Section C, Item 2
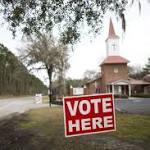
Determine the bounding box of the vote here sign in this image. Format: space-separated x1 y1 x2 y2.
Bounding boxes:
63 93 116 137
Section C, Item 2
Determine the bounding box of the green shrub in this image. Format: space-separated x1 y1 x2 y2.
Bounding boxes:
131 93 150 98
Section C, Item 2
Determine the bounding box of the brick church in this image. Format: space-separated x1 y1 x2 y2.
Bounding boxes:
83 18 150 97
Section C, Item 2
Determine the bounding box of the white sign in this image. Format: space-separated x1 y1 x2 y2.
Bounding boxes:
73 88 84 95
35 93 42 104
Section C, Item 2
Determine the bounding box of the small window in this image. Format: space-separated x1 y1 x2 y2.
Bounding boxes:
114 68 118 73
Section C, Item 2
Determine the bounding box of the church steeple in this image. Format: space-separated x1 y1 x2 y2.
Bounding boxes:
107 18 119 39
106 18 120 56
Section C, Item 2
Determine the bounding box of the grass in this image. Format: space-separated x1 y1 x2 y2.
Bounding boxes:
12 107 150 149
19 107 64 143
20 108 150 140
113 113 150 141
0 106 149 149
19 107 150 140
42 95 49 103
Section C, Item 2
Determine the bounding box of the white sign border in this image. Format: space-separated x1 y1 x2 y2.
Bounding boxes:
63 93 116 138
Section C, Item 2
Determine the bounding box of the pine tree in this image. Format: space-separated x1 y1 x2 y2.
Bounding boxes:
0 44 47 96
143 58 150 75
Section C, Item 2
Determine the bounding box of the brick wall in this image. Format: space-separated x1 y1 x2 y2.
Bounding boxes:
101 63 128 92
85 78 102 95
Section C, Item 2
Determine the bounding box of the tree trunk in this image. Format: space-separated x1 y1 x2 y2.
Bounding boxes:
48 65 53 107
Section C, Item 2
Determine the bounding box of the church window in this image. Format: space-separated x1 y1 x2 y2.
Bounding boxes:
114 68 118 73
112 43 116 51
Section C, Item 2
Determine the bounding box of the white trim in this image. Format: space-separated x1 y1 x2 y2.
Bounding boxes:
128 84 131 97
63 97 67 137
112 93 116 133
112 84 114 95
107 80 129 85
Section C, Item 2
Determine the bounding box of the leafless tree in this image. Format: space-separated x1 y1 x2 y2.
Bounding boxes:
83 70 100 82
20 34 69 106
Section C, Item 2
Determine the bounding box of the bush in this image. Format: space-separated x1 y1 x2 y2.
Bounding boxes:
131 93 150 98
114 94 128 99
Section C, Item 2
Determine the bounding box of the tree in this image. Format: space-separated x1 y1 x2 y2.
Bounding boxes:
128 58 150 79
143 58 150 75
128 65 143 79
83 70 100 82
0 44 47 95
20 34 69 106
1 1 149 44
65 78 85 95
0 0 129 44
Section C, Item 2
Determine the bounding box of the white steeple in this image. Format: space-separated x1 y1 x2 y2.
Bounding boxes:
106 18 120 56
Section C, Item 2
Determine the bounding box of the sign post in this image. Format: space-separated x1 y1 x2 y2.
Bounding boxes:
63 93 116 137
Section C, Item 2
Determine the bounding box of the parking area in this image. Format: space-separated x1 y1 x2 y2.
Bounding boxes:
115 98 150 115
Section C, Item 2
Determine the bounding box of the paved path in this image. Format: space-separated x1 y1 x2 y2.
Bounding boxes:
115 98 150 115
0 96 49 119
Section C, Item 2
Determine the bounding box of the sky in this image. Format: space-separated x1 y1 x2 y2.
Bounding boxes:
67 1 150 79
0 1 150 84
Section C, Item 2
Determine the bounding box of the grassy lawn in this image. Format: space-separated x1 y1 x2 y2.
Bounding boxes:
114 113 150 140
20 107 150 140
17 107 150 149
1 107 150 150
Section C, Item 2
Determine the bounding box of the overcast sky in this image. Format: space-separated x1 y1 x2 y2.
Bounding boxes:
67 1 150 79
0 1 150 84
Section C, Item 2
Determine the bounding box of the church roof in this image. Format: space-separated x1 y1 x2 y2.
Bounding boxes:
101 56 129 65
106 18 119 41
129 78 150 85
85 76 102 85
